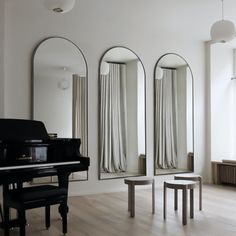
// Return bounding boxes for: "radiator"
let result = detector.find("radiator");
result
[219,165,236,185]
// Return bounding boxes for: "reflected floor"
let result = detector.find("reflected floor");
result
[30,171,88,184]
[155,168,190,175]
[101,171,142,179]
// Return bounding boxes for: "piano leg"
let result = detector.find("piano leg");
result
[57,172,70,235]
[57,171,70,216]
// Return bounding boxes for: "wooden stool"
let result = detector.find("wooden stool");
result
[164,180,196,225]
[124,177,155,217]
[174,174,202,210]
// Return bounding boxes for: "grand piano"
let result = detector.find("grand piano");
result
[0,118,90,228]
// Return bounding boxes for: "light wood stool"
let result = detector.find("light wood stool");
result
[174,174,202,210]
[124,177,155,217]
[164,180,196,225]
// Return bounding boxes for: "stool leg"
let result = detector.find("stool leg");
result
[45,205,50,229]
[174,189,178,211]
[152,180,155,214]
[163,182,167,220]
[190,189,194,219]
[130,184,135,217]
[182,187,187,225]
[199,177,202,211]
[128,184,131,212]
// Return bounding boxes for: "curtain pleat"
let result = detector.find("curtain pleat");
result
[72,75,87,155]
[100,63,127,172]
[155,69,178,169]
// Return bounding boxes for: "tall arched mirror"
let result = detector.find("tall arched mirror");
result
[32,37,88,182]
[154,53,194,175]
[99,46,146,180]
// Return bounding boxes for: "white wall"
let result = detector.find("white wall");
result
[210,44,236,162]
[2,0,207,195]
[0,0,4,118]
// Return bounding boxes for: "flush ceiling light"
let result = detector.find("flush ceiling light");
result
[210,0,235,43]
[44,0,75,13]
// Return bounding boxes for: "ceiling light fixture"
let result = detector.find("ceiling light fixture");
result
[44,0,75,14]
[210,0,235,43]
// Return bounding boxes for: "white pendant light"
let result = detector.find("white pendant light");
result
[44,0,75,13]
[100,61,110,75]
[210,0,235,43]
[155,66,163,80]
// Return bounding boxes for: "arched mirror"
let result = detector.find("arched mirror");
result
[32,37,88,182]
[99,46,146,180]
[154,53,194,175]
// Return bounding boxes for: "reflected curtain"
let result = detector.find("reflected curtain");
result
[155,69,178,169]
[72,75,87,155]
[100,63,127,172]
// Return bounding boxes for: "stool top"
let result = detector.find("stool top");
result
[164,180,196,189]
[124,176,154,185]
[174,174,202,180]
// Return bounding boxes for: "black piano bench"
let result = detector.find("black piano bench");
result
[3,185,68,236]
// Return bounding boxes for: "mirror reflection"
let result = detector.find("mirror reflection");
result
[33,37,88,182]
[99,47,146,180]
[154,53,194,175]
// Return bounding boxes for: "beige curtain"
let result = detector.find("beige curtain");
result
[155,69,178,169]
[72,74,87,155]
[100,63,127,172]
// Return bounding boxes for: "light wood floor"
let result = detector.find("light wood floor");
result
[1,184,236,236]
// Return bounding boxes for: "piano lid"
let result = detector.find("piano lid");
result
[0,119,50,141]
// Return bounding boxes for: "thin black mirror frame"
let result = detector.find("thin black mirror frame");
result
[98,46,147,180]
[153,52,195,176]
[31,36,89,181]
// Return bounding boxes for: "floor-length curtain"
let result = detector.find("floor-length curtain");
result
[155,69,178,169]
[100,63,127,172]
[72,74,87,155]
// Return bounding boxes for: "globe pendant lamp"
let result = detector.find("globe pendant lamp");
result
[210,0,235,43]
[100,61,110,75]
[155,66,163,80]
[44,0,75,13]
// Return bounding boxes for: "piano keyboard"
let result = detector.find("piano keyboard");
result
[0,161,81,171]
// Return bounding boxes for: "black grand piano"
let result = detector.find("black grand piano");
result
[0,119,90,233]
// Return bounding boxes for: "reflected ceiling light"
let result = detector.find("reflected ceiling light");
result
[155,66,163,80]
[58,78,70,90]
[44,0,75,13]
[101,61,110,75]
[210,0,235,43]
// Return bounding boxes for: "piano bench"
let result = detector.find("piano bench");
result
[3,185,68,236]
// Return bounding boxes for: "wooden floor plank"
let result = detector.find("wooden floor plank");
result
[1,184,236,236]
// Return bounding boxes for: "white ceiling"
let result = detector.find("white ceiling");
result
[102,47,138,63]
[142,0,236,47]
[158,54,187,68]
[6,0,236,47]
[34,38,86,77]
